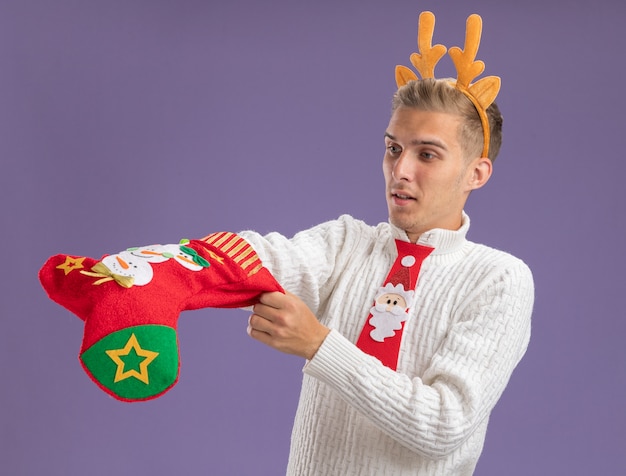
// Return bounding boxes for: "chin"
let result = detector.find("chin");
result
[389,214,417,232]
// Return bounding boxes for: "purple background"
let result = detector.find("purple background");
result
[2,1,624,474]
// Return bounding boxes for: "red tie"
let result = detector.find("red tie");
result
[356,240,434,370]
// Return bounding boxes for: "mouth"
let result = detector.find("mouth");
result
[393,193,414,200]
[390,190,416,204]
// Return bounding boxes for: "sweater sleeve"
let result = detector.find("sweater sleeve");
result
[303,258,534,458]
[239,216,367,315]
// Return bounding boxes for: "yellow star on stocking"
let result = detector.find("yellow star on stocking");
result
[56,256,86,275]
[105,333,159,384]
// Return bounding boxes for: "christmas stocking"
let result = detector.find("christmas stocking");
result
[39,232,283,402]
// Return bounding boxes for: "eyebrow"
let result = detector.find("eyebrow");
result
[384,132,448,151]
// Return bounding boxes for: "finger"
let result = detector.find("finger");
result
[258,291,288,308]
[247,321,267,340]
[252,302,280,322]
[247,315,275,347]
[248,313,273,335]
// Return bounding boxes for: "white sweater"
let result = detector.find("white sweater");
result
[241,213,534,475]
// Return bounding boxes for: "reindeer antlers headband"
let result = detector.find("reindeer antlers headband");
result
[395,12,500,158]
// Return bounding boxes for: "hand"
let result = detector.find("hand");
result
[247,291,330,360]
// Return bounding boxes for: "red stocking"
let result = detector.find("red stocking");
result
[39,232,283,402]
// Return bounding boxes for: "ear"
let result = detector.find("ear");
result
[466,156,492,191]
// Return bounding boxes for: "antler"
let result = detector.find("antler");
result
[448,14,500,110]
[395,11,447,87]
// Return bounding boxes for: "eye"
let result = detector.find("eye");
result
[386,143,401,155]
[420,151,437,161]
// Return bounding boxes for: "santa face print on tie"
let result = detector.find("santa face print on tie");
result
[368,282,415,342]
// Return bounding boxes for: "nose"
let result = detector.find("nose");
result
[391,152,412,182]
[115,255,130,270]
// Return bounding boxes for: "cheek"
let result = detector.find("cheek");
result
[382,163,393,186]
[382,158,391,176]
[429,169,462,191]
[382,156,399,180]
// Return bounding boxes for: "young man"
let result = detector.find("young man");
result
[39,12,533,476]
[243,26,533,475]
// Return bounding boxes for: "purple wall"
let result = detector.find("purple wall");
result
[2,0,624,474]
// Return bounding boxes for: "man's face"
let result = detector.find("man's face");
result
[383,107,477,242]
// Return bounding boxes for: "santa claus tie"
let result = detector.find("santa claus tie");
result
[356,240,434,370]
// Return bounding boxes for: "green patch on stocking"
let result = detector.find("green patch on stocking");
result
[81,325,179,401]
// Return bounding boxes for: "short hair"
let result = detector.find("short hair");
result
[391,78,503,162]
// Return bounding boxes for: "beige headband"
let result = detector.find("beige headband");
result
[395,12,500,158]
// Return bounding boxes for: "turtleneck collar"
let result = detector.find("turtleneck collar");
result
[389,211,470,257]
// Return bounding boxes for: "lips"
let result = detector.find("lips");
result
[391,189,416,204]
[393,193,414,200]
